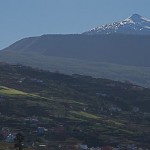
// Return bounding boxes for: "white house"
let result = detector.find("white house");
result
[5,133,16,143]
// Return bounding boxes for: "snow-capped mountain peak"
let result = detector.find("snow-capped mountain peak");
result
[122,14,150,24]
[83,14,150,35]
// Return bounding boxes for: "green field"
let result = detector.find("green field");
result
[0,86,28,96]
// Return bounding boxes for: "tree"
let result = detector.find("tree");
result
[14,133,24,150]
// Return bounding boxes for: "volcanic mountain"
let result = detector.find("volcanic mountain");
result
[83,14,150,35]
[1,14,150,87]
[1,34,150,67]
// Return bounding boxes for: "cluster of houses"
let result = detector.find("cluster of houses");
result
[79,144,148,150]
[0,125,48,142]
[0,127,16,142]
[0,126,148,150]
[18,77,43,84]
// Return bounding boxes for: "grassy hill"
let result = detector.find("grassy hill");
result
[0,63,150,148]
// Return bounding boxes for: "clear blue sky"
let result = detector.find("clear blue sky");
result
[0,0,150,49]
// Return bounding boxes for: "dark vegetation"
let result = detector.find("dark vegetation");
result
[0,63,150,148]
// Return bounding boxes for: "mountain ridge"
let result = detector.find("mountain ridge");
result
[2,34,150,67]
[83,14,150,35]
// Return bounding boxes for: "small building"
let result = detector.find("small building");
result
[132,106,140,112]
[37,127,45,135]
[79,144,88,150]
[5,133,16,143]
[37,127,47,135]
[96,92,109,97]
[109,105,122,112]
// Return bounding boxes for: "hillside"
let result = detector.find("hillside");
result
[0,63,150,148]
[1,34,150,88]
[1,50,150,88]
[2,34,150,67]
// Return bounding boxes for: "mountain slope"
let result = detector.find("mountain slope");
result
[1,14,150,88]
[0,63,150,148]
[1,34,150,87]
[1,51,150,87]
[2,34,150,67]
[83,14,150,35]
[0,63,150,113]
